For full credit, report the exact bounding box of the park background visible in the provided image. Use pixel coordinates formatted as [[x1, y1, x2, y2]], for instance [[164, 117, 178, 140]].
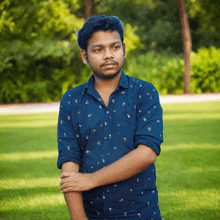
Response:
[[0, 0, 220, 219]]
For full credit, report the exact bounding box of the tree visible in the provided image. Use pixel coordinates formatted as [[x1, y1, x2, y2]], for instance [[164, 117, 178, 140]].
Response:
[[0, 0, 84, 44], [187, 0, 220, 49], [176, 0, 192, 94], [84, 0, 93, 20]]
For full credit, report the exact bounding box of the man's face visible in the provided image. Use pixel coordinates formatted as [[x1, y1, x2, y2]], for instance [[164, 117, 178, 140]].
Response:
[[80, 30, 126, 80]]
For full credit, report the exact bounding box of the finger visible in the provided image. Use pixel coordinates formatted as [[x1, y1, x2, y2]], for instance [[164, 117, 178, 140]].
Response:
[[60, 172, 70, 179], [60, 177, 70, 186], [60, 182, 69, 191], [60, 179, 64, 186], [61, 186, 81, 193], [61, 186, 75, 193], [60, 178, 65, 186]]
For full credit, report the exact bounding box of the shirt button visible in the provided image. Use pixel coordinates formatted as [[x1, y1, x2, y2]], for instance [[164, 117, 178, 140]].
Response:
[[106, 111, 109, 114]]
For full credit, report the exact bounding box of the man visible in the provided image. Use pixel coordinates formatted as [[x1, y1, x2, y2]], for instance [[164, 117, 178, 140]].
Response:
[[57, 15, 163, 220]]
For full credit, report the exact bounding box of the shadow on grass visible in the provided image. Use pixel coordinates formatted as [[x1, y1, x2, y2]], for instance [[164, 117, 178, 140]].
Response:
[[161, 207, 220, 220], [1, 158, 60, 179], [1, 186, 60, 199], [163, 118, 220, 146], [0, 203, 70, 220], [0, 126, 57, 154], [156, 147, 220, 191], [1, 201, 219, 220]]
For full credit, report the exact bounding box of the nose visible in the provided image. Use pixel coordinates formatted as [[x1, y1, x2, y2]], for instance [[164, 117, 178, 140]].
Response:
[[104, 48, 114, 59]]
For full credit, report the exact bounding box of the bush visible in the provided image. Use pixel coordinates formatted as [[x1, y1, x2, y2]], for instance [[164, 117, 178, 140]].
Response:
[[0, 19, 142, 104], [1, 42, 219, 104], [0, 39, 91, 104], [190, 46, 220, 93], [125, 51, 184, 94]]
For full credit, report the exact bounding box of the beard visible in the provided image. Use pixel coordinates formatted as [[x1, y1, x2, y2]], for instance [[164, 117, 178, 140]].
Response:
[[88, 59, 124, 80], [92, 67, 122, 80]]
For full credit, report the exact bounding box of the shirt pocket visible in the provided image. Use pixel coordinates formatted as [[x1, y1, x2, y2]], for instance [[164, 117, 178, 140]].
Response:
[[111, 103, 136, 151]]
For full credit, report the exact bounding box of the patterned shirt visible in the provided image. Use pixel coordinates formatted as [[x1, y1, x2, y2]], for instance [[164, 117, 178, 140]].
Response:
[[57, 70, 163, 220]]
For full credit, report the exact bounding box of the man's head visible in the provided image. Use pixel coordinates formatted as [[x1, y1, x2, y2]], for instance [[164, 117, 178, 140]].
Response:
[[77, 15, 126, 80], [77, 15, 124, 52]]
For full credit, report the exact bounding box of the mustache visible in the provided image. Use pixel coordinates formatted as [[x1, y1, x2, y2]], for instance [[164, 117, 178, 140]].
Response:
[[100, 61, 118, 67]]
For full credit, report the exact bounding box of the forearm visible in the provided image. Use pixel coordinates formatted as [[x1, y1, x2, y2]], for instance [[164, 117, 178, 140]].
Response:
[[61, 162, 88, 220], [92, 144, 157, 187], [60, 145, 157, 194]]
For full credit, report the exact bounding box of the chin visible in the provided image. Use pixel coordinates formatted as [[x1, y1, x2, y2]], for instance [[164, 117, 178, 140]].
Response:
[[94, 69, 122, 80]]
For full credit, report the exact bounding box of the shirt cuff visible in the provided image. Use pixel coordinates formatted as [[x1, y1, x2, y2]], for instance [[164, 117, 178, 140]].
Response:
[[57, 144, 82, 169], [135, 135, 162, 156]]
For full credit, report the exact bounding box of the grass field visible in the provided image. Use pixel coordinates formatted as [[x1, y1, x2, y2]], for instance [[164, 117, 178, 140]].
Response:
[[0, 101, 220, 220]]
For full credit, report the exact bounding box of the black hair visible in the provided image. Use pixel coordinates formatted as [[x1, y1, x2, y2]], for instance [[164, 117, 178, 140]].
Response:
[[77, 15, 124, 51]]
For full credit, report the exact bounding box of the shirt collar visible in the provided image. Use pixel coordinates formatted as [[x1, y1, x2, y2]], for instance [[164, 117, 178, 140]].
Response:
[[118, 70, 129, 89], [84, 70, 129, 93]]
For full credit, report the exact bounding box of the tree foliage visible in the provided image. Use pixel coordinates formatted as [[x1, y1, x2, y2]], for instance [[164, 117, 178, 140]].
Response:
[[0, 0, 84, 45], [186, 0, 220, 49], [0, 0, 219, 103]]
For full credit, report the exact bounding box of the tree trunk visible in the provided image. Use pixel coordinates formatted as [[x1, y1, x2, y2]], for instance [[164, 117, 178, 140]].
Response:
[[84, 0, 93, 21], [176, 0, 192, 94]]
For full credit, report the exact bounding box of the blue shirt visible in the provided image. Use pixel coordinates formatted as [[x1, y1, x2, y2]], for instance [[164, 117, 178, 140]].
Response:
[[57, 71, 163, 220]]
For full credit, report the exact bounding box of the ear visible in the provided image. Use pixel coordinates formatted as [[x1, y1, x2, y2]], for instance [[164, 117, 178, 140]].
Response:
[[123, 43, 126, 58], [80, 49, 88, 64]]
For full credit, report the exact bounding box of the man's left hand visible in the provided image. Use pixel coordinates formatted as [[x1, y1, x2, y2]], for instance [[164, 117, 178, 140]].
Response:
[[60, 172, 95, 193]]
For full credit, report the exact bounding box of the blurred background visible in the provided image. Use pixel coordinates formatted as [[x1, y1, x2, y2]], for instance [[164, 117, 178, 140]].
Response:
[[0, 0, 220, 104], [0, 1, 220, 219]]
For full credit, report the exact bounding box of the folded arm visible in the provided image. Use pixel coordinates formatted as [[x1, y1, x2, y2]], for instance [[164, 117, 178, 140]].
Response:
[[60, 144, 157, 192], [61, 162, 88, 220]]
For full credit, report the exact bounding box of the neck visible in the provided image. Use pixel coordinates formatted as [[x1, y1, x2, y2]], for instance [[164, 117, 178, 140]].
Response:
[[94, 71, 122, 93]]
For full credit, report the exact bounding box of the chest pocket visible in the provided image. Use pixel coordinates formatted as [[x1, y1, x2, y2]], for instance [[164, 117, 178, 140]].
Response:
[[111, 100, 136, 148]]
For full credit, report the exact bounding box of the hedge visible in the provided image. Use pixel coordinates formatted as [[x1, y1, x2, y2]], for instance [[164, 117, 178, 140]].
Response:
[[0, 45, 219, 104]]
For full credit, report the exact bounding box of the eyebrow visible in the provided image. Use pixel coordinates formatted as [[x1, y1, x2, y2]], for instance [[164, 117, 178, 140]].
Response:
[[91, 41, 121, 49]]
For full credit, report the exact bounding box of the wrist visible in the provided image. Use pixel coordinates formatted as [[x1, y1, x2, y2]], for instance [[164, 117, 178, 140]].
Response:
[[90, 172, 99, 189]]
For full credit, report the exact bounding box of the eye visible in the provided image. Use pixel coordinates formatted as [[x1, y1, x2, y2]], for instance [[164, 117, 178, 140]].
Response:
[[94, 48, 101, 52], [114, 45, 120, 50]]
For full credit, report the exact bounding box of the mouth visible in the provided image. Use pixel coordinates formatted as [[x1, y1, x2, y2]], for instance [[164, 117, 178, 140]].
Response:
[[104, 63, 115, 66], [101, 61, 118, 67], [102, 63, 117, 69]]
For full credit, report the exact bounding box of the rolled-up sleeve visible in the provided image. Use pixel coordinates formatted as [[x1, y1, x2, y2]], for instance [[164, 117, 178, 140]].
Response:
[[135, 83, 163, 155], [57, 90, 81, 169]]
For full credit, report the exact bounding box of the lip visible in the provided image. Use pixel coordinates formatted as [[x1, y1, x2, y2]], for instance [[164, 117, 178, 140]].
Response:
[[104, 63, 116, 66], [103, 65, 116, 69], [102, 63, 117, 68]]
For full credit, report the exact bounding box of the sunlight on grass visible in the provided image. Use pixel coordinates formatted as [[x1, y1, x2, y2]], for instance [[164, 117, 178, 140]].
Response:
[[0, 151, 58, 162], [162, 143, 219, 151], [0, 113, 58, 128], [0, 101, 219, 219], [161, 101, 220, 112], [163, 112, 220, 120], [160, 189, 219, 210], [1, 194, 65, 211], [0, 177, 60, 190], [159, 189, 220, 220]]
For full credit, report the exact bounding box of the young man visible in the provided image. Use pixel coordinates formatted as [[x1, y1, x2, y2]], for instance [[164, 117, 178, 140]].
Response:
[[57, 15, 163, 220]]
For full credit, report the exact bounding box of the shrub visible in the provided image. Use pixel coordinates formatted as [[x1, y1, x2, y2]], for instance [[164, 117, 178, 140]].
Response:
[[190, 46, 220, 93], [125, 51, 184, 94], [0, 39, 90, 103], [1, 42, 219, 104]]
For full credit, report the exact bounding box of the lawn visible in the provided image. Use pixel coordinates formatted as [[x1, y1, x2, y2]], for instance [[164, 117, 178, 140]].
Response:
[[0, 101, 219, 220]]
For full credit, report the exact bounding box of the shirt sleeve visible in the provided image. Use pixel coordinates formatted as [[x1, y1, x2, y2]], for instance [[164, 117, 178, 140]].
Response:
[[134, 83, 163, 156], [57, 90, 81, 169]]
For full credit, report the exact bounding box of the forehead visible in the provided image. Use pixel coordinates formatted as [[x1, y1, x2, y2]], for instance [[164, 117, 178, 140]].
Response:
[[88, 30, 121, 48]]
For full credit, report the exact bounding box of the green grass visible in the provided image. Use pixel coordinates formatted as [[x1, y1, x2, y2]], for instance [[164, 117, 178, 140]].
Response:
[[0, 101, 220, 220]]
